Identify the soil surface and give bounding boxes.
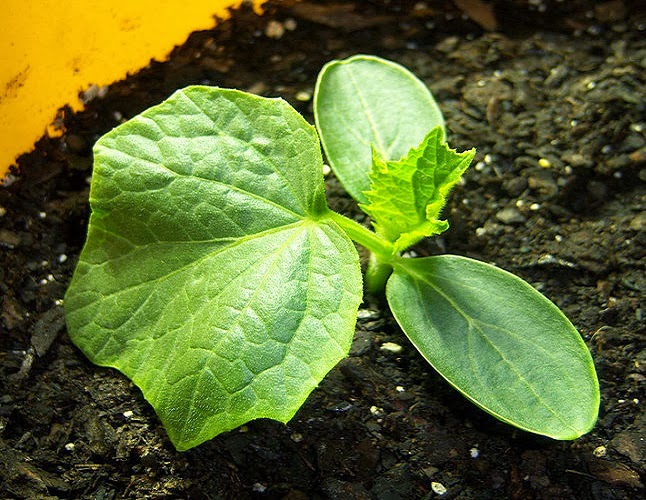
[1,1,644,498]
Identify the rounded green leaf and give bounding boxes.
[387,255,599,439]
[314,54,445,203]
[65,87,363,450]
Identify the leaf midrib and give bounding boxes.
[346,69,387,156]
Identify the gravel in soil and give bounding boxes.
[1,1,644,498]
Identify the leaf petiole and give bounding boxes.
[323,210,394,260]
[323,210,396,293]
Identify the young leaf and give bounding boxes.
[64,87,363,451]
[387,255,600,439]
[360,127,475,254]
[314,54,445,204]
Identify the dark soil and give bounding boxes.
[1,1,644,498]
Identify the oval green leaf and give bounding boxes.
[64,87,363,450]
[387,255,599,439]
[314,54,445,204]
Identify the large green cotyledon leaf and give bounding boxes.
[64,87,363,450]
[314,55,445,204]
[387,255,599,439]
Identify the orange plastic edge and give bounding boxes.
[0,0,264,181]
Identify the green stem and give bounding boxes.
[324,210,395,294]
[365,253,393,294]
[324,210,394,260]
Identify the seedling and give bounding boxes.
[65,55,599,451]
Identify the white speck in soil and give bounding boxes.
[431,481,447,495]
[265,20,285,39]
[357,309,379,320]
[290,433,303,443]
[295,90,311,101]
[252,483,267,493]
[380,342,403,353]
[370,405,384,417]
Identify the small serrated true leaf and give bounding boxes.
[64,87,363,451]
[314,55,445,204]
[387,255,600,439]
[360,127,475,253]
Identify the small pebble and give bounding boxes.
[380,342,403,353]
[496,207,526,225]
[504,177,528,197]
[65,134,88,154]
[593,445,607,458]
[290,432,303,443]
[252,483,267,493]
[0,230,22,248]
[370,405,384,417]
[431,482,447,495]
[295,90,311,102]
[329,401,353,413]
[2,175,17,187]
[357,309,379,320]
[265,20,285,39]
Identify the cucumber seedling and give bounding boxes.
[65,55,599,450]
